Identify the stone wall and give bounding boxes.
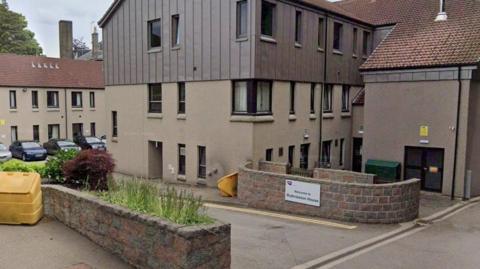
[238,167,420,224]
[313,168,376,184]
[258,161,289,174]
[42,185,230,269]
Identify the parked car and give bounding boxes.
[43,139,81,155]
[0,143,12,163]
[9,141,47,161]
[100,135,107,144]
[74,136,107,151]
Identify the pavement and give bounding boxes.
[328,201,480,269]
[0,219,132,269]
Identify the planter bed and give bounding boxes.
[42,185,231,269]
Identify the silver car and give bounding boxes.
[0,143,12,163]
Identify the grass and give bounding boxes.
[97,179,213,225]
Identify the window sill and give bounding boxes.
[323,113,334,119]
[32,108,39,112]
[333,50,343,56]
[317,47,325,53]
[111,137,118,143]
[72,107,83,111]
[260,35,277,44]
[89,108,96,112]
[147,113,163,119]
[289,114,297,121]
[230,115,274,123]
[295,43,302,48]
[362,55,369,60]
[341,112,351,118]
[171,46,181,51]
[148,47,162,54]
[177,175,186,181]
[177,114,186,120]
[309,114,318,120]
[236,37,248,42]
[9,109,17,113]
[353,54,358,59]
[47,108,60,112]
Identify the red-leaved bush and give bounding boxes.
[63,150,115,191]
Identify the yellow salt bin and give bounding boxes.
[0,172,43,225]
[217,172,238,197]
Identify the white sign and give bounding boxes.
[285,180,321,207]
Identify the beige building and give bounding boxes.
[99,0,373,186]
[0,54,105,145]
[339,0,480,197]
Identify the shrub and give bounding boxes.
[0,160,45,175]
[98,179,212,225]
[43,150,78,183]
[63,150,115,191]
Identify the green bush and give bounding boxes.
[0,160,45,175]
[43,150,78,183]
[98,179,212,225]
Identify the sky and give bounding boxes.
[8,0,114,57]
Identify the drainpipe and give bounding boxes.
[319,15,329,166]
[64,88,68,139]
[451,66,462,200]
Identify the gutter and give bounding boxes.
[64,88,68,139]
[451,66,462,200]
[319,15,329,165]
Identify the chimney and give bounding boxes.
[59,20,73,59]
[92,26,99,60]
[435,0,447,21]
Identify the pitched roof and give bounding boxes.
[99,0,372,27]
[336,0,480,71]
[0,54,104,89]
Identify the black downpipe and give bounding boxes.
[451,66,462,200]
[64,88,68,139]
[319,15,329,166]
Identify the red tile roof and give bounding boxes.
[352,89,365,105]
[0,54,104,89]
[336,0,480,71]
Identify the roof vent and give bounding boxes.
[435,0,447,21]
[31,62,36,68]
[55,64,59,69]
[37,63,42,68]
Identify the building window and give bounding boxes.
[342,85,350,112]
[266,148,273,162]
[178,82,186,114]
[236,0,248,38]
[318,18,324,49]
[11,126,18,142]
[89,92,95,108]
[171,15,180,47]
[198,146,206,179]
[72,123,83,138]
[278,147,284,157]
[310,84,316,114]
[71,92,82,108]
[9,90,16,109]
[321,140,332,166]
[90,122,96,137]
[261,1,275,37]
[232,80,272,115]
[295,10,302,45]
[333,22,343,51]
[289,82,295,114]
[48,124,60,140]
[32,91,38,109]
[323,85,333,113]
[363,31,371,56]
[353,28,358,56]
[148,84,162,113]
[339,139,345,166]
[47,91,59,108]
[33,125,39,141]
[300,144,310,169]
[148,19,162,49]
[178,144,186,176]
[112,111,118,138]
[288,145,295,166]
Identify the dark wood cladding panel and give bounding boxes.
[103,0,254,86]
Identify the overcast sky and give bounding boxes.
[8,0,114,57]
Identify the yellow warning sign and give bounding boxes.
[0,120,5,126]
[420,126,429,137]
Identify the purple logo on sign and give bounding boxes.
[287,181,292,186]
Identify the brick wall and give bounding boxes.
[238,167,420,224]
[42,185,231,269]
[258,161,289,174]
[313,168,376,184]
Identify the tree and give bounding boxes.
[73,37,90,58]
[0,4,43,55]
